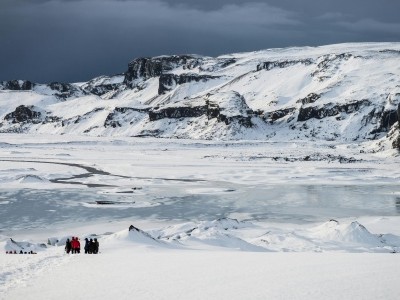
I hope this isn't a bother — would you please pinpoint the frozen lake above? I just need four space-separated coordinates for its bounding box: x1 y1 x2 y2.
1 134 399 236
1 182 399 236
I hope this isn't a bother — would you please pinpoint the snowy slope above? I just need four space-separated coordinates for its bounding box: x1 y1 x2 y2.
0 43 399 150
2 248 400 300
1 218 400 300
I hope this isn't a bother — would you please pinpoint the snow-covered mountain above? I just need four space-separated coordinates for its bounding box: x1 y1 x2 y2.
1 43 399 150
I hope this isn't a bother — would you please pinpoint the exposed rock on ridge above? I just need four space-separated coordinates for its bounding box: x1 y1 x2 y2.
4 105 42 123
297 100 371 122
158 73 220 94
149 91 253 128
124 55 200 88
0 80 34 91
256 59 313 71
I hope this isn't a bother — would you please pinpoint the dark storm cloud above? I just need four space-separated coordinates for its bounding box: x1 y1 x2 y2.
0 0 399 83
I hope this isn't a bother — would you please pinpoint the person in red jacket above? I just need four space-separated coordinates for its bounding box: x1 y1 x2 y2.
70 237 76 253
71 237 78 254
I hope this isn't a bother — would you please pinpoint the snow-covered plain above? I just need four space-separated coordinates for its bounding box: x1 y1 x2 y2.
1 134 400 299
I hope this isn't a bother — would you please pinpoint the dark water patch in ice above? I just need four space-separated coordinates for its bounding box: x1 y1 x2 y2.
0 159 206 187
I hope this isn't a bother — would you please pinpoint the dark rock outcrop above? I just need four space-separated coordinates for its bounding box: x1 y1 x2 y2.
104 107 149 128
216 112 253 128
393 135 400 150
299 93 321 105
380 49 400 55
85 84 119 96
158 74 220 94
207 92 254 128
394 103 400 149
149 97 253 128
265 107 296 123
81 75 125 97
49 82 70 93
392 131 400 149
398 103 400 122
124 55 199 87
49 82 83 99
149 105 208 121
256 59 313 71
380 110 398 131
366 107 399 135
4 105 41 123
298 100 371 122
1 80 34 91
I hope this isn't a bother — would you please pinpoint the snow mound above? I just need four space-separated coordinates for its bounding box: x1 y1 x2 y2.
252 220 399 252
186 230 265 251
103 225 167 249
17 174 47 183
253 230 320 252
200 218 252 231
380 233 400 249
4 238 47 253
155 218 252 240
152 218 262 251
309 220 382 245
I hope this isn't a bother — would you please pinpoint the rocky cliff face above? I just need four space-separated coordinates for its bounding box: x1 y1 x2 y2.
297 100 371 122
0 43 399 151
256 59 313 71
123 55 201 88
0 80 34 91
158 74 220 94
4 105 42 123
149 91 253 128
393 103 400 149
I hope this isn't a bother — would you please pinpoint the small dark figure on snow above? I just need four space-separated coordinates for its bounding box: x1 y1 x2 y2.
19 250 23 254
65 238 72 254
76 237 81 254
88 238 95 254
84 238 90 254
93 238 99 254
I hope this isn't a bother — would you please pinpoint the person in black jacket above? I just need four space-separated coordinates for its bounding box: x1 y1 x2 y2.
93 238 99 254
84 238 90 254
65 238 72 254
88 238 94 254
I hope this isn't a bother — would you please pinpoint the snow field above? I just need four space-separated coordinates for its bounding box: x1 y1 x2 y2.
1 135 400 299
2 249 400 300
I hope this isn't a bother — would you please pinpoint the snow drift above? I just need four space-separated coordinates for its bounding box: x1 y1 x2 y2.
10 219 397 254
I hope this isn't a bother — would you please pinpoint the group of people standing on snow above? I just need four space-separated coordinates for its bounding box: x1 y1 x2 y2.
65 237 99 254
6 250 37 254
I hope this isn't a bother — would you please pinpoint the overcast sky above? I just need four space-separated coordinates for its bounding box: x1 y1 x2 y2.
1 0 399 83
